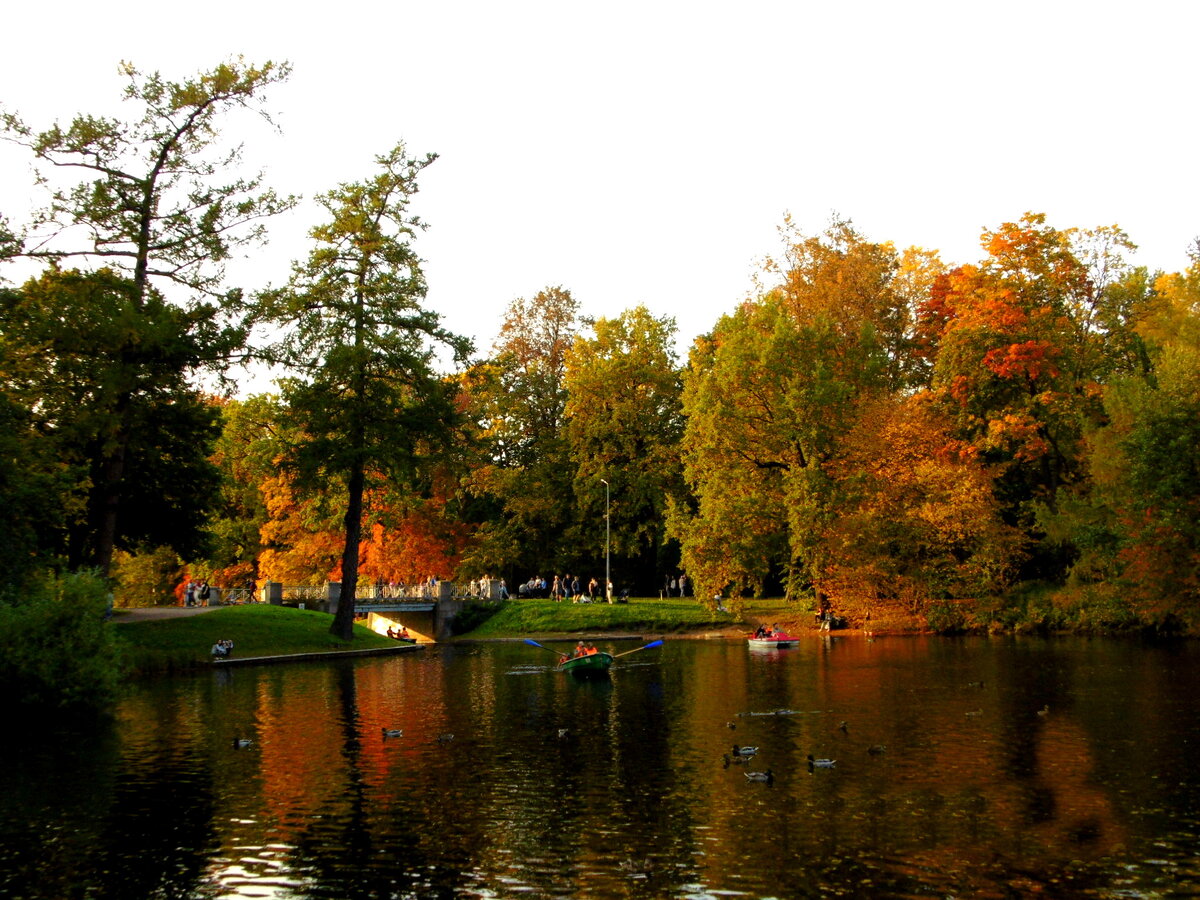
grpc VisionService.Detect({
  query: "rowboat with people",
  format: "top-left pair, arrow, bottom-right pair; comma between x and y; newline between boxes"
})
524,638 -> 663,678
557,650 -> 615,677
747,624 -> 799,648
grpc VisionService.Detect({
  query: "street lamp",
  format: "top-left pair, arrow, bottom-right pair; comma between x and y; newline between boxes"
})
601,479 -> 610,602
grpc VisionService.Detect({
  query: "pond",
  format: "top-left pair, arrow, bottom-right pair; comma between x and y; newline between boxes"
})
3,635 -> 1200,898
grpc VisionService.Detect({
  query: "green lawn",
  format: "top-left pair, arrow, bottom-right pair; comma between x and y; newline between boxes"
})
459,596 -> 758,638
112,605 -> 396,674
110,596 -> 804,676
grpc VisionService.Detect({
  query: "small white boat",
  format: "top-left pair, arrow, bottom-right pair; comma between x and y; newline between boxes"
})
748,634 -> 799,649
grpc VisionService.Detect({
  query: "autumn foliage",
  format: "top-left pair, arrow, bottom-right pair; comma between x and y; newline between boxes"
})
13,207 -> 1193,634
199,213 -> 1199,632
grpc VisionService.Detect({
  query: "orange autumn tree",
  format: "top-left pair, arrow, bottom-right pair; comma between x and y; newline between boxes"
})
256,470 -> 471,590
356,477 -> 473,587
921,213 -> 1115,579
256,471 -> 343,585
820,394 -> 1024,627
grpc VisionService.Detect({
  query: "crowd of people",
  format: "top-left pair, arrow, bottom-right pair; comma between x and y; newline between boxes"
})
385,624 -> 412,640
465,575 -> 507,599
517,574 -> 611,602
185,580 -> 212,607
210,638 -> 234,658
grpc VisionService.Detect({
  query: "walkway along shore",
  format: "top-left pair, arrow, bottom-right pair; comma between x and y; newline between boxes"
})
211,644 -> 423,667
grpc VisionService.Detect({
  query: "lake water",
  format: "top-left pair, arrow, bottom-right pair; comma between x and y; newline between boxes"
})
3,635 -> 1199,898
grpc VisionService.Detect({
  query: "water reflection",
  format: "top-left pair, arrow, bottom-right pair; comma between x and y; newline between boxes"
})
2,637 -> 1200,897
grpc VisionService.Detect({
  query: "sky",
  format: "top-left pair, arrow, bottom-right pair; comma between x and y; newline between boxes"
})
2,1 -> 1196,390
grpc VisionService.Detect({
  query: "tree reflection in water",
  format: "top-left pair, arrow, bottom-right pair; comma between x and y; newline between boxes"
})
1,637 -> 1199,897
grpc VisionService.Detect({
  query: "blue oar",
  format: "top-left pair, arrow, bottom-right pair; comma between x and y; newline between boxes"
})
524,638 -> 564,657
612,639 -> 663,659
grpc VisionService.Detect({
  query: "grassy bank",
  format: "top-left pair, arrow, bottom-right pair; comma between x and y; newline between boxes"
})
112,605 -> 396,674
458,596 -> 788,638
111,596 -> 806,677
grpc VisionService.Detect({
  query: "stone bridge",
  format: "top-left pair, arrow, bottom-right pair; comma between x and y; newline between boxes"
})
261,581 -> 479,641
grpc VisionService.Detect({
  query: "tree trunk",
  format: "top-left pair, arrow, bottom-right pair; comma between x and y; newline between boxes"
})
92,439 -> 126,576
331,457 -> 365,641
91,392 -> 134,577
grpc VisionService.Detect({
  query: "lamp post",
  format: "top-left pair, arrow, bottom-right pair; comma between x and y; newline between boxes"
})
601,479 -> 610,602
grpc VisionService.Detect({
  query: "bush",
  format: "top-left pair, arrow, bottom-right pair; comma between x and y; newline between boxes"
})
0,571 -> 124,711
925,601 -> 968,634
111,545 -> 183,608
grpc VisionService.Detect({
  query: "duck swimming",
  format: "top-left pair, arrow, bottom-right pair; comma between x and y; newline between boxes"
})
382,728 -> 404,738
744,769 -> 774,782
731,745 -> 758,757
232,738 -> 253,749
807,754 -> 836,768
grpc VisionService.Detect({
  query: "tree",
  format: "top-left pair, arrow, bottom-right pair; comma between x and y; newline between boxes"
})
673,220 -> 924,606
1083,247 -> 1200,624
260,142 -> 470,640
0,268 -> 223,571
673,296 -> 837,603
203,395 -> 283,589
564,305 -> 684,591
0,351 -> 70,591
921,214 -> 1134,580
460,286 -> 581,578
820,394 -> 1022,625
1,58 -> 294,573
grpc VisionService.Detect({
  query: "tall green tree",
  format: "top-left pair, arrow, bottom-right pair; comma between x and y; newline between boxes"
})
461,286 -> 581,578
204,395 -> 284,588
564,305 -> 684,592
0,335 -> 70,591
1,58 -> 294,573
0,268 -> 223,572
673,221 -> 921,605
260,142 -> 470,640
1083,249 -> 1200,623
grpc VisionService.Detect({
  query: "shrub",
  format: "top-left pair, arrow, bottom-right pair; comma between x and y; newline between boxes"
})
0,571 -> 124,711
925,601 -> 968,634
111,545 -> 184,608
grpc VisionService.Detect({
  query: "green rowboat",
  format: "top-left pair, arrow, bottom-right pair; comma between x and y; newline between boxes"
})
558,652 -> 614,677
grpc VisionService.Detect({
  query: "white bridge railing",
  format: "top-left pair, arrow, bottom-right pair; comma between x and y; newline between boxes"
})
252,581 -> 502,606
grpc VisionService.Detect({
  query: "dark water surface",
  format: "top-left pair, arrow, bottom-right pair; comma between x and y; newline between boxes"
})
3,636 -> 1200,898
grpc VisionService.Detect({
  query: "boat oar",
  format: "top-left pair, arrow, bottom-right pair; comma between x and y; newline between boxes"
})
524,638 -> 565,658
612,639 -> 664,659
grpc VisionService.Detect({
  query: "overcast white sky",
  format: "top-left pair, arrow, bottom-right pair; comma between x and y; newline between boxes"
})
2,1 -> 1196,387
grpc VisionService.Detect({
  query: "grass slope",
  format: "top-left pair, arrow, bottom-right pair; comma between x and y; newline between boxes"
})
460,596 -> 761,638
113,605 -> 396,674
